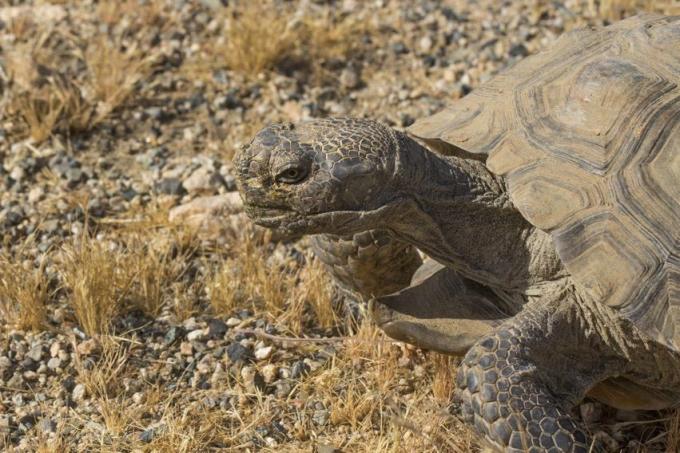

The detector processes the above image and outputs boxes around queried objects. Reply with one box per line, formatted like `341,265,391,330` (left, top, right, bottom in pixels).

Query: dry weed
83,34,157,124
590,0,680,20
667,410,680,453
0,241,50,331
189,1,371,80
60,232,131,336
207,227,297,317
290,254,339,332
4,38,93,142
4,26,157,143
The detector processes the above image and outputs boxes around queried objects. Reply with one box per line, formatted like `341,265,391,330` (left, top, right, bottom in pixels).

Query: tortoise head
234,118,404,236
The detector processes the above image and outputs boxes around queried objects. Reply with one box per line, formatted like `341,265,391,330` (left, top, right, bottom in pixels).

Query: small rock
186,329,206,342
226,317,241,327
317,445,340,453
182,167,224,194
72,384,86,402
0,356,11,369
47,358,62,371
132,392,144,404
168,193,243,237
155,178,186,196
339,68,360,89
207,319,228,339
261,364,278,384
38,418,57,434
254,345,273,361
164,326,185,345
291,361,310,379
509,43,529,57
312,409,329,426
26,346,43,362
49,342,62,358
179,341,193,356
419,35,434,52
226,343,251,363
77,339,100,356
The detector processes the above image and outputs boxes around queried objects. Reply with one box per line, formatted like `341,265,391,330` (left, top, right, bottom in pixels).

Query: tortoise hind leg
370,260,511,355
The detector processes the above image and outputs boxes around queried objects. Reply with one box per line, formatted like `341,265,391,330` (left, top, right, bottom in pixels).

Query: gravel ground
0,1,678,451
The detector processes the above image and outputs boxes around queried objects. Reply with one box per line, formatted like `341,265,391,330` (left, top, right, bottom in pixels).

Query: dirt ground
0,1,679,451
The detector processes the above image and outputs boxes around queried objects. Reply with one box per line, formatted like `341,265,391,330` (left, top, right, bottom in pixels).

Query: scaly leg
456,289,634,452
310,230,421,302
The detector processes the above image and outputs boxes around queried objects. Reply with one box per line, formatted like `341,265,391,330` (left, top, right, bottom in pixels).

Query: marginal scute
409,14,680,351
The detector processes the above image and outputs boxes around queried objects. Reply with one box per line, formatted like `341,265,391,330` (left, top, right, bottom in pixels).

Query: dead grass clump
208,227,296,317
191,1,371,80
292,254,338,331
220,1,295,76
4,27,157,143
0,245,50,331
667,410,680,453
4,39,93,143
82,34,157,124
590,0,680,20
60,233,131,336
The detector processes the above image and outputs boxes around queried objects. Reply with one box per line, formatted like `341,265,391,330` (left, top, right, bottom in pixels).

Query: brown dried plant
0,239,50,331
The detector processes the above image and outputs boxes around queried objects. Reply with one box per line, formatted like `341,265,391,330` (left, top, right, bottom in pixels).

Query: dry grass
82,35,157,125
0,240,50,331
59,231,132,336
591,0,680,20
4,37,93,143
666,410,680,453
294,255,338,331
3,27,157,143
188,0,371,80
59,214,198,335
207,227,298,318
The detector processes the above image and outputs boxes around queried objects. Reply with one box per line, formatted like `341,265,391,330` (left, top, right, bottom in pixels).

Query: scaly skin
310,230,422,301
234,118,680,452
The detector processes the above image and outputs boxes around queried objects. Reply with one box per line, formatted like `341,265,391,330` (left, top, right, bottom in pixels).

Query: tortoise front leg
370,259,512,355
310,230,422,302
456,292,628,452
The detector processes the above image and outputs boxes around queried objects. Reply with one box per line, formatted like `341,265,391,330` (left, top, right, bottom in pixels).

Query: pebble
164,326,185,345
72,384,86,402
186,329,206,342
254,345,273,361
207,319,228,339
180,342,194,356
47,358,62,371
261,364,278,384
339,68,360,89
156,178,186,196
290,361,310,379
26,346,43,362
226,343,251,363
76,339,100,356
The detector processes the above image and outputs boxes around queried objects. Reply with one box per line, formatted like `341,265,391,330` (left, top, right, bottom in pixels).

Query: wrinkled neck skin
386,133,568,295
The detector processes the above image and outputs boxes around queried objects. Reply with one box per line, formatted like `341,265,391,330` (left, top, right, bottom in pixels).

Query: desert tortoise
234,14,680,453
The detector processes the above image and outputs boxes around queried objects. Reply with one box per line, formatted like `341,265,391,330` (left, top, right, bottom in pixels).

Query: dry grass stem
0,244,50,331
83,35,157,124
60,233,131,336
591,0,680,19
208,227,296,317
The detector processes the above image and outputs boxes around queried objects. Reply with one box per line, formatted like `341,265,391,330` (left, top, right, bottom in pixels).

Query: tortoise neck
390,134,565,291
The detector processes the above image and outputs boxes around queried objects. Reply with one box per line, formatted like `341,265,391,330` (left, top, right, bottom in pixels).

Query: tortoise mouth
243,198,404,236
243,204,297,227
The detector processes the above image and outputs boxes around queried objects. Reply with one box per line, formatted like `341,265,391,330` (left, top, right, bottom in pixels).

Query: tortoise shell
408,14,680,350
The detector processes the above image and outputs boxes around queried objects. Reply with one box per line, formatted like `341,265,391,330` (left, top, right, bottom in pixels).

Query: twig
234,328,398,346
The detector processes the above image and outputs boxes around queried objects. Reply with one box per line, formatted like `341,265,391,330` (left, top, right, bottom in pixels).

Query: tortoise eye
275,165,308,184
